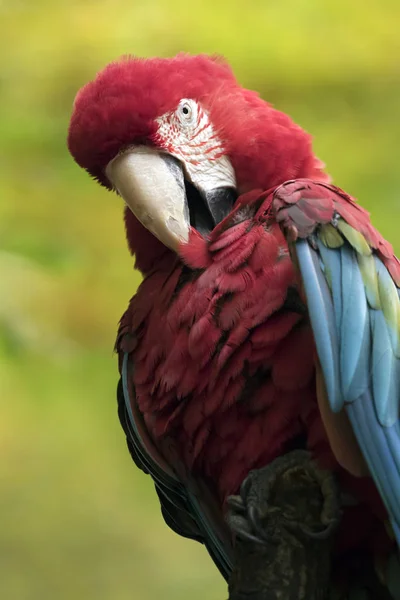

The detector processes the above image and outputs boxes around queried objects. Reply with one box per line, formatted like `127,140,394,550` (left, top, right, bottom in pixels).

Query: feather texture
118,353,234,580
116,186,393,571
67,53,399,591
275,179,400,549
117,204,317,502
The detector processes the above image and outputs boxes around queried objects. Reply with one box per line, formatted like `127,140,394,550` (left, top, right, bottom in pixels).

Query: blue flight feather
350,398,400,523
339,247,370,400
371,311,399,427
386,424,400,483
296,240,343,412
318,241,343,335
295,236,400,553
375,258,400,356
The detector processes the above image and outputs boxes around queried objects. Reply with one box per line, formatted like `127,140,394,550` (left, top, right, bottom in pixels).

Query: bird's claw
226,450,340,547
227,495,269,545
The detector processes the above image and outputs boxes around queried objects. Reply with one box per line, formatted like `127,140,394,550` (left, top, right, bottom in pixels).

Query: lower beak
204,188,238,228
106,146,190,252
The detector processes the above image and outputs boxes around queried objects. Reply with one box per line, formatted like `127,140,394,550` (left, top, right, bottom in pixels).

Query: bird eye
177,99,196,125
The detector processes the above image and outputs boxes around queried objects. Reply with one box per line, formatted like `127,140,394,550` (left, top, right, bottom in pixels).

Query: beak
105,146,190,252
204,188,238,227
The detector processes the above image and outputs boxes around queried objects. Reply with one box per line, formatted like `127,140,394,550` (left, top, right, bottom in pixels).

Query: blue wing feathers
362,396,400,541
346,399,395,520
296,241,343,412
296,234,400,549
349,398,400,530
339,247,370,400
386,423,400,481
375,258,400,357
371,311,400,427
318,241,343,338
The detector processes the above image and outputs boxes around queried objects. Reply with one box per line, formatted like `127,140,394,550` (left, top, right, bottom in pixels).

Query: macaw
68,54,400,597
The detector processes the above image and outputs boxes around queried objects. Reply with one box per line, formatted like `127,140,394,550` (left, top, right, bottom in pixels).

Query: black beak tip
205,188,238,227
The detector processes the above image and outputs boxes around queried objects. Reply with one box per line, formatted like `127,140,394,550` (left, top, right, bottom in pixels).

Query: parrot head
68,54,327,264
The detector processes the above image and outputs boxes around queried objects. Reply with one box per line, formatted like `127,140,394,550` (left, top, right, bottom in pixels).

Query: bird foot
226,450,340,600
227,449,340,545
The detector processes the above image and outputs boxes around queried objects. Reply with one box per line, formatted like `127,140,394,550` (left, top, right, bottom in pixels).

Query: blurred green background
1,1,399,598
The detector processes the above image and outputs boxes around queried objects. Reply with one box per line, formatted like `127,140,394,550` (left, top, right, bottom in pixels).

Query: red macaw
68,54,400,596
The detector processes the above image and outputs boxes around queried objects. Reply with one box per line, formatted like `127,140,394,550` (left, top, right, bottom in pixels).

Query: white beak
105,146,190,252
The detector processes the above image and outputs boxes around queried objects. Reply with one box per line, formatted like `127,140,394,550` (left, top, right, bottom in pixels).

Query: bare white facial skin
155,99,236,191
105,146,189,252
105,100,236,253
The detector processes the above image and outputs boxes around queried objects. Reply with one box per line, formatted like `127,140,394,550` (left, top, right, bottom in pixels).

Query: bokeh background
1,1,399,598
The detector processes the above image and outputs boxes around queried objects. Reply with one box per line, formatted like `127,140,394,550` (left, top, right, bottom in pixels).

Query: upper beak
105,146,189,252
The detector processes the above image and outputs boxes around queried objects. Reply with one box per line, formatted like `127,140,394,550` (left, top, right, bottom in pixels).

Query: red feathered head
68,54,327,268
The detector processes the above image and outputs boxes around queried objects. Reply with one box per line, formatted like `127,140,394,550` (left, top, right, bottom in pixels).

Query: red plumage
118,193,389,555
123,200,307,494
274,179,400,284
68,54,328,275
68,53,396,570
